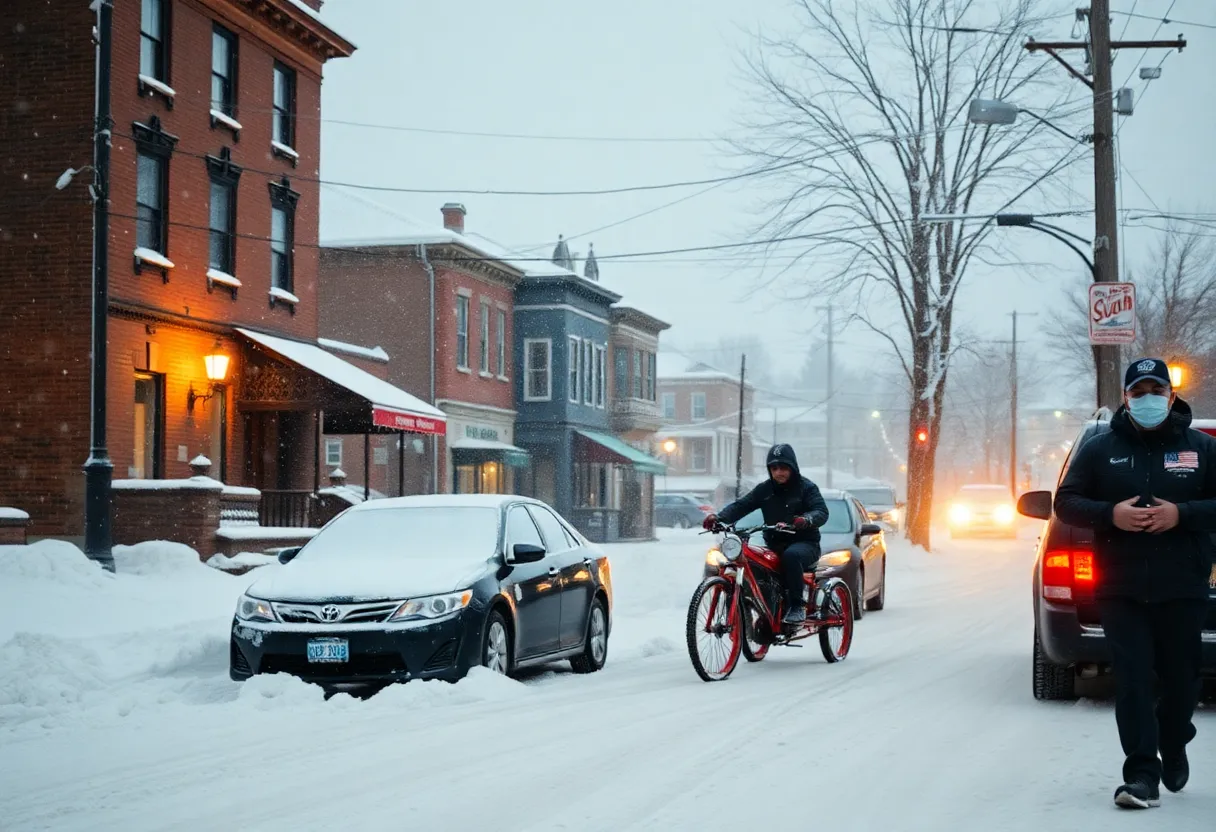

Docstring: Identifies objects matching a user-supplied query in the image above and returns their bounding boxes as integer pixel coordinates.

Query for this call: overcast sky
[315,0,1215,402]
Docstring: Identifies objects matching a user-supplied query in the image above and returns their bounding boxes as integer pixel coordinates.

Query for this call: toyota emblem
[320,604,341,622]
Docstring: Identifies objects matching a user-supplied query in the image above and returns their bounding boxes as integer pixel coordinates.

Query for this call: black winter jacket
[1054,398,1216,601]
[716,443,830,552]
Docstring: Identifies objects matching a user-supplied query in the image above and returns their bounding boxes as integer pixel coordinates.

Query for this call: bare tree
[1044,221,1216,404]
[733,0,1076,548]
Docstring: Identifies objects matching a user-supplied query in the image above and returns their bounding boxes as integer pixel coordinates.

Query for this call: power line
[1111,9,1216,31]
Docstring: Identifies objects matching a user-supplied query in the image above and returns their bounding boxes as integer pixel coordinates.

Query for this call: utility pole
[84,0,115,572]
[815,304,835,488]
[1008,311,1038,499]
[735,353,746,499]
[1024,2,1185,410]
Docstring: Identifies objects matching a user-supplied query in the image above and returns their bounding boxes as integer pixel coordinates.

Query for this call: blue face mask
[1128,393,1170,428]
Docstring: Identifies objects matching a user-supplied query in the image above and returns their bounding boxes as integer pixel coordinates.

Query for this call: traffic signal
[916,427,929,444]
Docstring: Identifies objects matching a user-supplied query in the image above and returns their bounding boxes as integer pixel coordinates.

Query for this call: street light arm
[1015,107,1085,145]
[1018,222,1098,280]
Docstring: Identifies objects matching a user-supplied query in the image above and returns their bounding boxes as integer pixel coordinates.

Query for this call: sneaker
[1162,749,1189,793]
[1113,781,1160,809]
[783,607,806,625]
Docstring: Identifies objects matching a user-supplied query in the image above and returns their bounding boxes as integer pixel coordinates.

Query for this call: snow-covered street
[2,529,1214,830]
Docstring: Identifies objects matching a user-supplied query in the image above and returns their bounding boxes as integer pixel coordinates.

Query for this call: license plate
[307,638,349,663]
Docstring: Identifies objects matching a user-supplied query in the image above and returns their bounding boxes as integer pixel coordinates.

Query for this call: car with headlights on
[946,483,1018,539]
[702,489,887,618]
[849,484,903,532]
[230,494,612,689]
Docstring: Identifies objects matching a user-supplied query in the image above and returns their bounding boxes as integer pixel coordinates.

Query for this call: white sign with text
[1088,282,1137,345]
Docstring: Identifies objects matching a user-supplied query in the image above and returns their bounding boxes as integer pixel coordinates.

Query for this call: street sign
[1088,282,1136,345]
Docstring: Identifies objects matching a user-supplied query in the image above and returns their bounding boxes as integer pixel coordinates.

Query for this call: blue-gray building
[511,238,665,541]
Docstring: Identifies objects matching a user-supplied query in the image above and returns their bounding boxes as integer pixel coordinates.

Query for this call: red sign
[1088,282,1136,345]
[372,407,445,435]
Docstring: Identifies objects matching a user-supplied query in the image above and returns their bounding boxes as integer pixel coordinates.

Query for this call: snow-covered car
[1019,414,1216,700]
[230,494,612,688]
[702,489,887,619]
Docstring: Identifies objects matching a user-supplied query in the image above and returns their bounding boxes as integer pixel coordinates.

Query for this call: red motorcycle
[686,520,854,682]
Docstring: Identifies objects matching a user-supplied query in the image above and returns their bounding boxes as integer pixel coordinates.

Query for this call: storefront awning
[450,437,530,467]
[236,328,445,435]
[574,430,667,475]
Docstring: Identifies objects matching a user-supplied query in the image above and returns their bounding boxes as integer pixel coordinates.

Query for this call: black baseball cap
[1124,357,1171,390]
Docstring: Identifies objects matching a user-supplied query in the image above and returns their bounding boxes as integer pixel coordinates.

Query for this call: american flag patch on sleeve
[1164,451,1199,470]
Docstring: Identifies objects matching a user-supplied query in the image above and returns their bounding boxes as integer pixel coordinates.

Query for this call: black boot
[783,605,806,625]
[1113,781,1160,809]
[1162,748,1189,793]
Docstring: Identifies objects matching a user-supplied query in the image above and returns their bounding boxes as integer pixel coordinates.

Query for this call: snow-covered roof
[283,0,356,48]
[237,329,445,432]
[318,337,389,363]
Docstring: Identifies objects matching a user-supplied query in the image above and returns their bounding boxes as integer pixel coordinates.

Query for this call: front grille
[231,640,252,675]
[423,639,459,671]
[260,651,408,678]
[273,600,400,625]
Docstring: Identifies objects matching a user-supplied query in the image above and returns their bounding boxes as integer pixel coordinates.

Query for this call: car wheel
[865,557,886,611]
[852,570,865,620]
[675,515,690,529]
[571,597,609,674]
[482,609,512,676]
[1033,630,1076,701]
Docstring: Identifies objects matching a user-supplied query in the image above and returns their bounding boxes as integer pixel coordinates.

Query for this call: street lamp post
[963,97,1123,411]
[84,0,115,572]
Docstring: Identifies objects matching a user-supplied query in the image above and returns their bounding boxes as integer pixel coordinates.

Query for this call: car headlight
[817,550,852,568]
[236,594,277,623]
[994,504,1016,524]
[886,508,900,523]
[389,590,473,622]
[948,504,971,525]
[706,548,727,567]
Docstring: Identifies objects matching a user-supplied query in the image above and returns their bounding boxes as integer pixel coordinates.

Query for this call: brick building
[320,205,525,496]
[655,358,758,504]
[1,0,446,540]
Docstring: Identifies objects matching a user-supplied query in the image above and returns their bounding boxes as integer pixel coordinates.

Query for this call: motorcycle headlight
[720,537,744,561]
[706,548,727,567]
[235,594,277,623]
[389,590,473,622]
[817,550,852,568]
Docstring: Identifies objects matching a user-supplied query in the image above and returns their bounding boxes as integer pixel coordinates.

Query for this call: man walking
[1055,357,1216,809]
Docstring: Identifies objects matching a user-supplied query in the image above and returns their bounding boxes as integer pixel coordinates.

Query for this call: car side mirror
[860,523,883,537]
[1017,490,1053,521]
[277,546,302,565]
[510,543,546,563]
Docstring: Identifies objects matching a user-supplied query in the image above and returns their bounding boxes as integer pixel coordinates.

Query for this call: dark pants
[1098,597,1207,786]
[777,542,819,610]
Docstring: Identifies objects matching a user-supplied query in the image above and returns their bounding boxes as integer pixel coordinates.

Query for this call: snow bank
[0,540,113,590]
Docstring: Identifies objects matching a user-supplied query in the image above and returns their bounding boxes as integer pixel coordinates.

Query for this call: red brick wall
[0,2,98,536]
[435,267,516,409]
[107,0,323,339]
[111,484,222,557]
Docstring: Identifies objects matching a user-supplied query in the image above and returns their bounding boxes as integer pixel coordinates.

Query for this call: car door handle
[583,557,594,566]
[548,566,560,577]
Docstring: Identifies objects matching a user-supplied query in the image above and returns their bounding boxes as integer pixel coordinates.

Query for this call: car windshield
[958,487,1012,504]
[297,506,500,561]
[735,499,853,536]
[850,487,896,507]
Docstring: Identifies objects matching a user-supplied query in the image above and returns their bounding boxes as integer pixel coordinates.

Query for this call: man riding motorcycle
[702,443,830,624]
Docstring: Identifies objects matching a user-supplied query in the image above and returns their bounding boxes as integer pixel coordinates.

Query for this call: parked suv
[1017,409,1216,700]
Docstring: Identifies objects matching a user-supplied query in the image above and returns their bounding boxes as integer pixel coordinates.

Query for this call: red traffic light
[916,428,929,443]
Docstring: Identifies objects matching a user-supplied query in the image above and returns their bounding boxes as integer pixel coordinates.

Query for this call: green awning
[574,429,667,475]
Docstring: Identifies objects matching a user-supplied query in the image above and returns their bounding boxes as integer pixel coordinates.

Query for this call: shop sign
[465,425,500,442]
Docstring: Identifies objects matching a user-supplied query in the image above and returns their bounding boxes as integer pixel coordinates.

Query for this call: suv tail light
[697,504,713,514]
[1042,549,1095,601]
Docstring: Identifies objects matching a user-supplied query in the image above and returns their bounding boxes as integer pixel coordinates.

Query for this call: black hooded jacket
[1054,397,1216,601]
[716,443,830,551]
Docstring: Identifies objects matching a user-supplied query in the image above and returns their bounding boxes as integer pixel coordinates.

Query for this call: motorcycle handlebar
[699,522,796,536]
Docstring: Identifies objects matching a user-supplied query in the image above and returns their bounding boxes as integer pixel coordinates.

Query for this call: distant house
[655,356,758,505]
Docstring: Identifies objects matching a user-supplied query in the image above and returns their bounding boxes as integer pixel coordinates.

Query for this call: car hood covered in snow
[246,552,494,603]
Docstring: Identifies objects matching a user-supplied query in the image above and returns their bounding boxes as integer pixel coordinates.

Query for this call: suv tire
[1033,630,1077,701]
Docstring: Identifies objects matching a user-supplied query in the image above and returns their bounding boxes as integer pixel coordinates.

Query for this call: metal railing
[259,490,315,527]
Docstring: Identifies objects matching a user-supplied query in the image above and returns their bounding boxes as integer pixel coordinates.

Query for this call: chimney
[441,203,466,234]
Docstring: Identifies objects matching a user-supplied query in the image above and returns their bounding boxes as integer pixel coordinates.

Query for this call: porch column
[364,433,370,500]
[313,409,321,494]
[398,431,405,496]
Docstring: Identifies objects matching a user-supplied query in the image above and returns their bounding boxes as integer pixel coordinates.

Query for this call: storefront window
[574,462,615,508]
[454,459,507,494]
